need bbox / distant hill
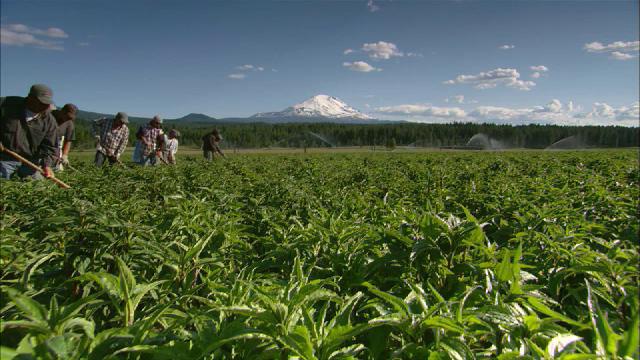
[171,113,217,122]
[76,110,218,124]
[76,110,151,123]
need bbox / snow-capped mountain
[252,95,372,120]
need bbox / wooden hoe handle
[0,143,71,189]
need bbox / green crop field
[1,150,638,359]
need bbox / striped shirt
[92,118,129,158]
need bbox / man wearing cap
[52,104,78,171]
[134,115,164,166]
[0,84,57,180]
[92,112,130,166]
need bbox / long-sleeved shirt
[202,133,224,156]
[136,124,163,156]
[0,96,58,167]
[92,118,129,158]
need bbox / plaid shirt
[92,118,129,157]
[136,124,163,156]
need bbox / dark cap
[28,84,54,105]
[115,112,129,124]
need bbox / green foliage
[0,149,638,359]
[71,118,640,149]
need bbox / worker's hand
[42,166,53,178]
[94,135,101,146]
[61,155,69,166]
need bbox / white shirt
[25,109,38,122]
[167,138,178,155]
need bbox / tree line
[72,119,639,149]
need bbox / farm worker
[92,112,130,166]
[0,84,57,180]
[165,129,179,164]
[134,115,164,166]
[52,103,78,171]
[202,128,225,161]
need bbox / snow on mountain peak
[252,95,371,119]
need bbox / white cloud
[372,99,637,126]
[0,23,68,50]
[362,41,403,60]
[529,65,549,79]
[610,51,635,60]
[343,48,354,55]
[444,68,536,91]
[584,40,639,60]
[577,102,639,123]
[584,40,639,53]
[367,0,380,12]
[236,64,264,71]
[78,42,90,47]
[375,104,467,118]
[445,95,465,104]
[5,24,68,38]
[228,73,246,80]
[343,61,381,72]
[499,44,515,50]
[530,65,549,72]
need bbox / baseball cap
[152,115,163,124]
[115,112,129,124]
[28,84,54,105]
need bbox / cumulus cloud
[236,64,264,71]
[367,0,380,12]
[445,95,466,104]
[373,99,637,126]
[343,48,354,55]
[444,68,536,91]
[375,104,467,118]
[530,65,549,72]
[5,24,68,38]
[584,40,639,60]
[228,73,246,80]
[362,41,403,60]
[576,102,639,122]
[610,51,634,60]
[499,44,515,50]
[343,61,381,72]
[1,23,68,50]
[445,95,477,105]
[529,65,549,79]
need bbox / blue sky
[1,0,638,125]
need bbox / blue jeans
[95,152,117,166]
[137,154,157,166]
[0,160,42,180]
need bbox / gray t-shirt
[56,120,76,143]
